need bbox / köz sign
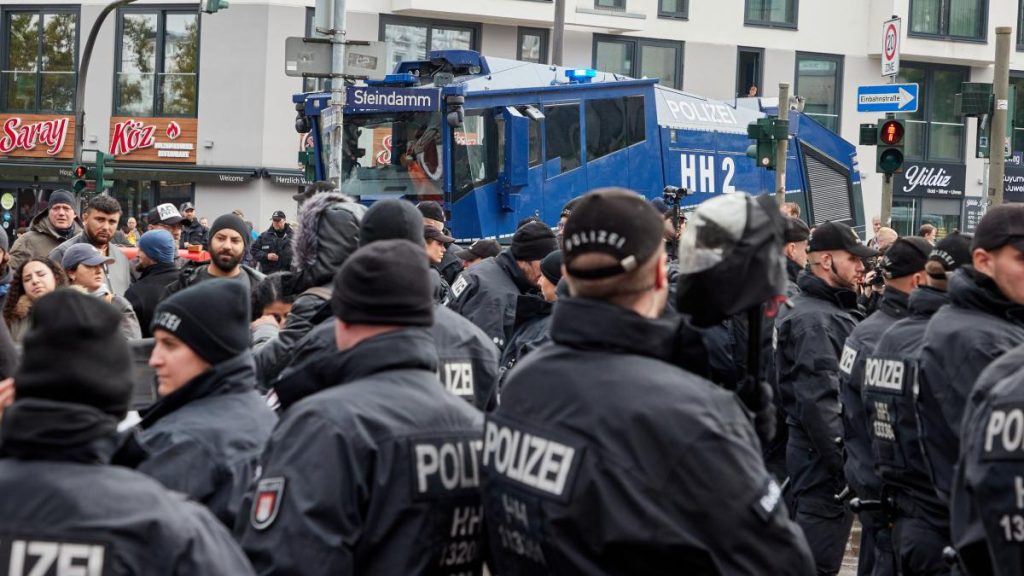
[108,117,197,164]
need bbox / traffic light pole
[776,82,790,206]
[880,116,895,227]
[552,0,565,66]
[989,26,1011,206]
[327,0,349,188]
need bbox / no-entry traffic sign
[882,17,901,77]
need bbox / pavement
[840,520,861,576]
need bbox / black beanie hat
[15,289,133,418]
[331,240,433,327]
[360,200,424,247]
[209,214,251,248]
[511,221,558,261]
[540,250,563,285]
[151,279,251,365]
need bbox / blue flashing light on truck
[294,49,865,239]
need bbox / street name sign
[857,84,918,113]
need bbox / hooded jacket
[137,354,277,528]
[236,329,484,576]
[0,398,256,574]
[446,249,537,350]
[485,297,814,575]
[9,209,82,273]
[253,193,365,385]
[252,224,294,274]
[917,267,1024,504]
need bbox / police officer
[862,232,972,576]
[179,202,206,250]
[269,199,500,411]
[0,289,255,573]
[138,279,277,528]
[500,250,562,378]
[447,220,557,349]
[483,188,814,575]
[775,220,876,575]
[839,236,931,576]
[784,216,811,297]
[917,205,1024,516]
[252,210,294,274]
[418,200,463,284]
[237,240,484,575]
[455,238,501,269]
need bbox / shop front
[891,160,966,239]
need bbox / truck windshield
[330,111,444,199]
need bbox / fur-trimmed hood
[292,192,366,291]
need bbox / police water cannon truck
[294,50,865,240]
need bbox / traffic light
[95,151,113,192]
[73,164,90,194]
[876,118,905,174]
[746,117,788,171]
[200,0,230,13]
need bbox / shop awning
[263,169,307,187]
[0,160,258,185]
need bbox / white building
[1,0,1022,239]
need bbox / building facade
[1,0,1022,240]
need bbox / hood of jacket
[292,192,366,291]
[950,266,1024,326]
[29,209,82,241]
[908,285,949,318]
[0,398,123,463]
[138,353,257,427]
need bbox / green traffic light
[877,148,904,173]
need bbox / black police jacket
[252,225,294,274]
[500,294,552,374]
[840,287,911,500]
[918,267,1024,503]
[271,305,500,411]
[863,286,949,523]
[438,244,463,285]
[484,297,815,575]
[785,257,803,299]
[0,399,255,574]
[236,329,485,576]
[955,343,1024,576]
[180,218,207,249]
[774,271,861,475]
[446,249,537,350]
[137,354,277,528]
[254,288,332,388]
[125,261,180,338]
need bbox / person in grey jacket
[0,289,255,575]
[49,194,132,297]
[62,243,141,340]
[9,189,82,272]
[138,279,277,528]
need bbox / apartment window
[658,0,688,19]
[593,35,683,89]
[517,28,549,64]
[897,63,968,162]
[115,8,199,117]
[380,15,480,71]
[595,0,626,10]
[1,9,78,113]
[736,47,763,97]
[795,52,842,133]
[909,0,986,41]
[1019,0,1024,50]
[745,0,798,29]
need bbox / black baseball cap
[808,221,877,258]
[879,236,932,279]
[272,210,286,221]
[972,204,1024,252]
[929,231,973,277]
[562,188,663,279]
[455,239,501,260]
[179,202,195,212]
[147,203,183,226]
[424,226,454,244]
[416,201,445,223]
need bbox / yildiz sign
[893,161,966,198]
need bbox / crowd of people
[0,183,1022,576]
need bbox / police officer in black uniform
[862,232,972,576]
[252,210,294,274]
[917,205,1024,523]
[418,200,463,285]
[483,188,814,575]
[775,220,876,575]
[237,240,483,575]
[839,236,931,576]
[447,220,557,350]
[0,290,255,574]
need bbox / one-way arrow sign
[857,83,919,113]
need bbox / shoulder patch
[450,275,469,299]
[839,344,857,375]
[751,477,783,522]
[250,477,286,531]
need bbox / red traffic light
[879,120,904,145]
[73,165,88,179]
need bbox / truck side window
[451,109,499,201]
[544,103,581,174]
[585,98,626,161]
[626,95,645,146]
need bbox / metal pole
[74,0,136,166]
[989,26,1011,206]
[329,0,348,187]
[879,112,896,227]
[314,0,331,37]
[775,82,790,206]
[552,0,565,66]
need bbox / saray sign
[0,114,74,159]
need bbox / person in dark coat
[446,220,557,349]
[165,214,265,302]
[0,289,256,574]
[839,236,931,576]
[125,230,181,337]
[138,279,277,528]
[237,240,484,575]
[252,192,365,386]
[418,200,462,284]
[179,202,207,250]
[9,188,82,272]
[454,238,501,270]
[500,250,561,378]
[484,188,814,575]
[252,211,294,274]
[774,220,876,576]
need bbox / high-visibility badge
[250,477,285,530]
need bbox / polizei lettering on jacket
[984,401,1024,461]
[0,117,69,156]
[412,436,483,497]
[482,419,578,500]
[2,538,107,576]
[863,358,906,393]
